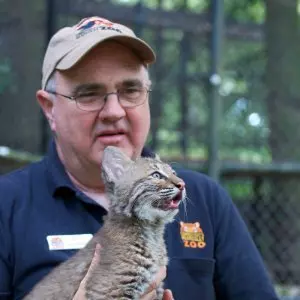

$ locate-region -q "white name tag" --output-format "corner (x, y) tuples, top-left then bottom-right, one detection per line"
(46, 234), (93, 250)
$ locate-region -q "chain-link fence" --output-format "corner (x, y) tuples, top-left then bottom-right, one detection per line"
(219, 0), (300, 295)
(222, 167), (300, 297)
(1, 0), (300, 297)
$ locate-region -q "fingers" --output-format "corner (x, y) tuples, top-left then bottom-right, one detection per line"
(73, 252), (172, 300)
(80, 243), (101, 288)
(140, 288), (174, 300)
(144, 266), (167, 294)
(72, 244), (101, 300)
(163, 289), (174, 300)
(140, 266), (167, 299)
(140, 290), (157, 300)
(89, 244), (101, 274)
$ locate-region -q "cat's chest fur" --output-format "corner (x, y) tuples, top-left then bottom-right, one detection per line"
(94, 216), (167, 266)
(84, 216), (168, 299)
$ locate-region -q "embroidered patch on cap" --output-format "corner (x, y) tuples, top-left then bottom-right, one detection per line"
(75, 16), (122, 39)
(180, 222), (206, 249)
(76, 17), (114, 30)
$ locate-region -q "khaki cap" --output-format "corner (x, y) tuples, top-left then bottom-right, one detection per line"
(42, 16), (156, 89)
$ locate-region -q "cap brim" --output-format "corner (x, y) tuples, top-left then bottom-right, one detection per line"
(56, 35), (156, 70)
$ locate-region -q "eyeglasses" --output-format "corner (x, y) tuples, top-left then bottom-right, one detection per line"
(46, 87), (152, 112)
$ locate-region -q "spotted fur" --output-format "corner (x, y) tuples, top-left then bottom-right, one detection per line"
(25, 146), (186, 300)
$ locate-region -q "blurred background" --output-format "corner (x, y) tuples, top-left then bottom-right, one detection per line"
(1, 0), (300, 298)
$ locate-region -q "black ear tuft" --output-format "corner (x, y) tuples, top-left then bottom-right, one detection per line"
(154, 152), (162, 162)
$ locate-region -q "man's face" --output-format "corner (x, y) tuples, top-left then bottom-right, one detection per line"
(44, 41), (151, 170)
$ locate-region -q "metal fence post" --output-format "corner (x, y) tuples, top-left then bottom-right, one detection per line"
(40, 0), (56, 154)
(207, 0), (224, 181)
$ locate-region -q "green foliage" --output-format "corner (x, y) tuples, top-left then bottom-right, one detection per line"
(220, 36), (267, 148)
(146, 31), (271, 164)
(122, 0), (271, 164)
(225, 0), (265, 23)
(222, 179), (254, 201)
(112, 0), (264, 19)
(112, 0), (208, 12)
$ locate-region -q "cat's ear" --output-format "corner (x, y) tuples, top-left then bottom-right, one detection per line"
(154, 152), (162, 161)
(102, 146), (133, 183)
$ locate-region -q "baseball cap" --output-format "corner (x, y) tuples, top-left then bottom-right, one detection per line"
(42, 16), (156, 89)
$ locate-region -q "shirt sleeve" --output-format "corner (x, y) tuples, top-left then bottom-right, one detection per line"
(0, 240), (12, 299)
(0, 180), (14, 299)
(212, 184), (279, 300)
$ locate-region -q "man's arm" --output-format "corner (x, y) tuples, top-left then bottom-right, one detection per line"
(213, 185), (279, 300)
(0, 249), (12, 299)
(0, 180), (13, 300)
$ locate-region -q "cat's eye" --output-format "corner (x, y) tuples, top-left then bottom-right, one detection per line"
(151, 171), (163, 179)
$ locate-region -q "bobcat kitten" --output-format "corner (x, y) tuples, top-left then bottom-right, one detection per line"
(25, 146), (186, 300)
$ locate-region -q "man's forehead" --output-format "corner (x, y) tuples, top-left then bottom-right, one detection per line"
(72, 78), (148, 93)
(57, 63), (149, 87)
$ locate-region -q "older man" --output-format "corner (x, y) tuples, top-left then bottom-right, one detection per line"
(0, 16), (278, 300)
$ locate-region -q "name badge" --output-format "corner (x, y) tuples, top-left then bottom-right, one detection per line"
(46, 234), (93, 250)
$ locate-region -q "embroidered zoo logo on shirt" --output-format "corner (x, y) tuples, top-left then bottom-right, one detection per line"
(180, 222), (206, 249)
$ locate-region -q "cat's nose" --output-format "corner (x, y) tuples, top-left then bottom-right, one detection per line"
(176, 181), (185, 190)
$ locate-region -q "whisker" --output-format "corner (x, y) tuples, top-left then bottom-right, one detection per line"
(178, 196), (188, 220)
(183, 200), (189, 220)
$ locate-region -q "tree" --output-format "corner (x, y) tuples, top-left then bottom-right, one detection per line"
(0, 0), (45, 153)
(264, 0), (300, 284)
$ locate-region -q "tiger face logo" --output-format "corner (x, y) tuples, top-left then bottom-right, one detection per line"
(181, 222), (201, 233)
(180, 222), (206, 248)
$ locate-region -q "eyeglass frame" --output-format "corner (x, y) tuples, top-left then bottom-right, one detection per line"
(45, 86), (152, 112)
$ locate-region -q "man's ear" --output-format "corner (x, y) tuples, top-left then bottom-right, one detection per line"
(36, 90), (55, 131)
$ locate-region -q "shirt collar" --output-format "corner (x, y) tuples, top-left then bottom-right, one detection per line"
(141, 146), (155, 158)
(45, 140), (76, 197)
(45, 139), (156, 197)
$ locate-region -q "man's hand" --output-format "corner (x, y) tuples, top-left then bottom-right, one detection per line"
(163, 290), (174, 300)
(141, 266), (174, 300)
(73, 244), (174, 300)
(142, 287), (174, 300)
(73, 244), (101, 300)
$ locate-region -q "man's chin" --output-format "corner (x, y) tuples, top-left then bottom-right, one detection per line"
(93, 140), (142, 162)
(94, 145), (130, 161)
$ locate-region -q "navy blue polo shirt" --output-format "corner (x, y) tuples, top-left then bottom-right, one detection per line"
(0, 142), (279, 300)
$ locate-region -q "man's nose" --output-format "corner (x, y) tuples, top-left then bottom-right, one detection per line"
(98, 94), (126, 121)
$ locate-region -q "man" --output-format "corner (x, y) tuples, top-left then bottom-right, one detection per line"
(0, 16), (279, 300)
